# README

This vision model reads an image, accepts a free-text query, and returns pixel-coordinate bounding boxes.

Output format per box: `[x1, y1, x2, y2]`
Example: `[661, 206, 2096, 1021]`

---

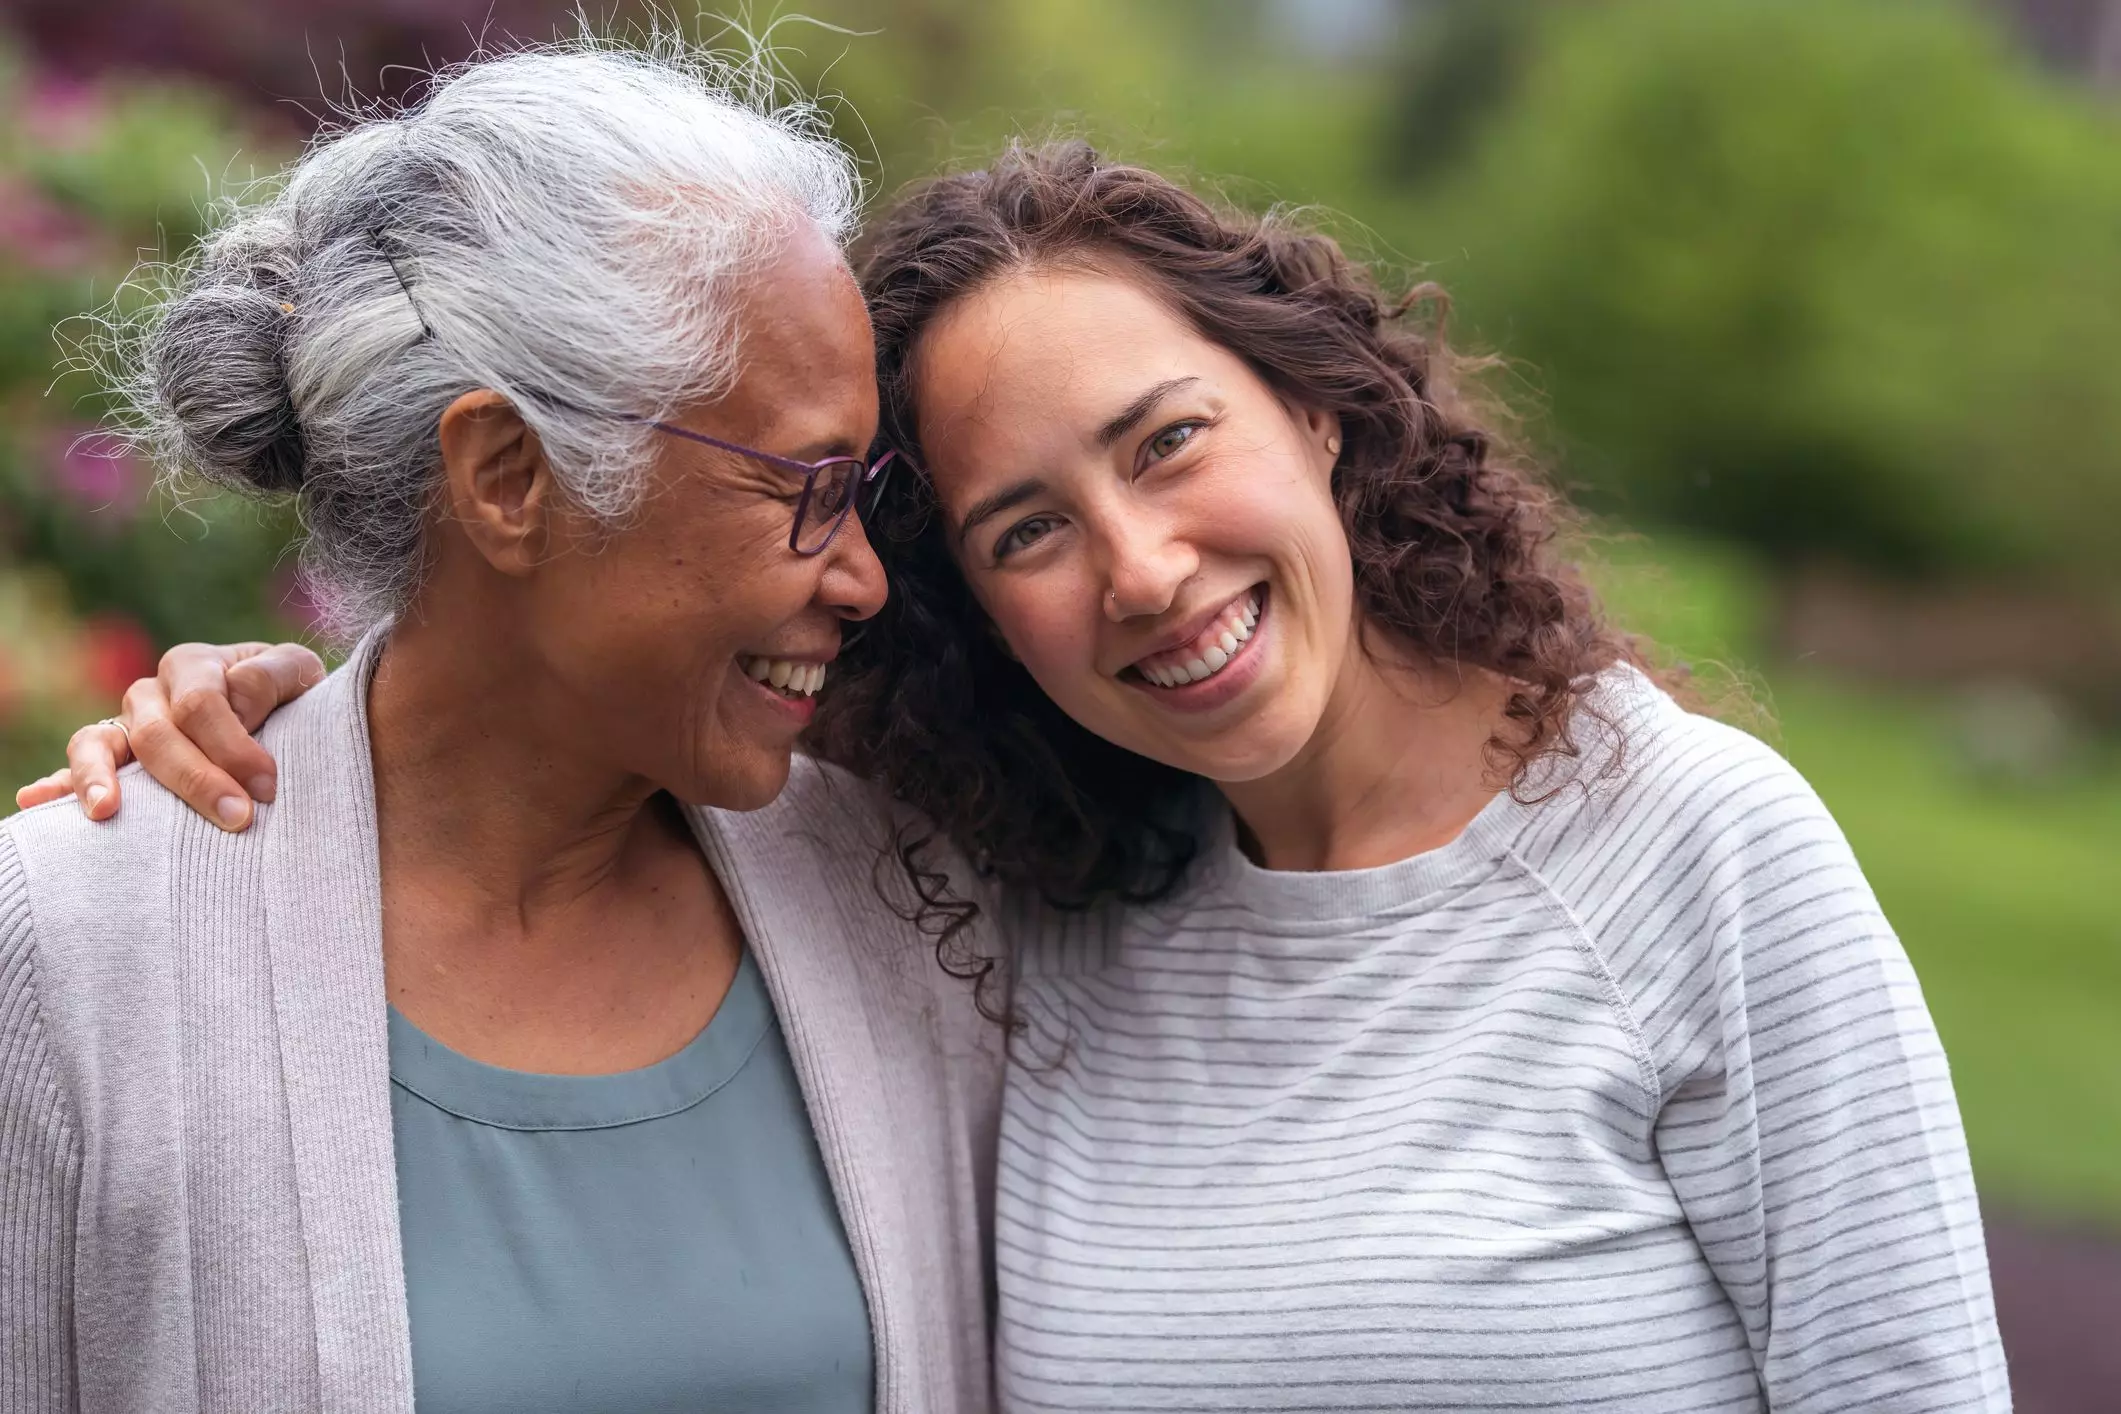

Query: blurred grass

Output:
[1589, 530, 2121, 1227]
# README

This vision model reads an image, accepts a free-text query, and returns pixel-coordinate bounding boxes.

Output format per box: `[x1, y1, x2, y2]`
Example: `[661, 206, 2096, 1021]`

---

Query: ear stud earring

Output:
[1326, 435, 1342, 455]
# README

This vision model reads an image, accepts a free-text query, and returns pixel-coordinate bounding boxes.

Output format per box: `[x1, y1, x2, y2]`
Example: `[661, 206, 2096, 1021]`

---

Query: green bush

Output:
[1391, 0, 2121, 582]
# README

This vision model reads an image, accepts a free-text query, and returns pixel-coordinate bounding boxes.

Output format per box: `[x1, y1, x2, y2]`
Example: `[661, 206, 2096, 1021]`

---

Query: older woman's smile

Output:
[738, 651, 833, 723]
[741, 653, 830, 698]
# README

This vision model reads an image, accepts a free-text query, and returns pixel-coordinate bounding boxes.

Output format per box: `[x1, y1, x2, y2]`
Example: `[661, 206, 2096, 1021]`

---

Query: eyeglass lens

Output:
[794, 455, 897, 553]
[796, 460, 862, 552]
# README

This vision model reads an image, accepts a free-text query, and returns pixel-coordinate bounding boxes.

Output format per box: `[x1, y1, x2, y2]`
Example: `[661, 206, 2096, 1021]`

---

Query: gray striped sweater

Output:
[996, 671, 2008, 1411]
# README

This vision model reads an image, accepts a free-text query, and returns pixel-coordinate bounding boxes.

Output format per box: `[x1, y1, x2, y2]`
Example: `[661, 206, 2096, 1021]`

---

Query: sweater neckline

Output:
[386, 950, 772, 1132]
[1194, 788, 1531, 922]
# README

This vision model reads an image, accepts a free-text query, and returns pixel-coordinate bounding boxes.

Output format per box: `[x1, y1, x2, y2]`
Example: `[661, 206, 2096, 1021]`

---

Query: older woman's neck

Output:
[361, 606, 742, 1074]
[366, 618, 672, 915]
[1219, 640, 1512, 874]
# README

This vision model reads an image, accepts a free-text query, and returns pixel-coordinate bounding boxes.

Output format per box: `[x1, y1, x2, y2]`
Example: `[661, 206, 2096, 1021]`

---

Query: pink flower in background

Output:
[0, 173, 97, 272]
[78, 614, 156, 699]
[21, 72, 108, 150]
[43, 430, 150, 521]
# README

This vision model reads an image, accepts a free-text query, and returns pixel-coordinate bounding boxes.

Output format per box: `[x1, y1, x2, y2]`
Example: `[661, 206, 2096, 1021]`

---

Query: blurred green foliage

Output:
[1398, 0, 2121, 583]
[777, 0, 1391, 208]
[19, 88, 251, 249]
[0, 46, 301, 786]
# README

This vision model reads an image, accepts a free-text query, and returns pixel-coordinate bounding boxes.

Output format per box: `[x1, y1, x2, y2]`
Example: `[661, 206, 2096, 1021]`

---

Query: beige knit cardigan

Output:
[0, 634, 1002, 1413]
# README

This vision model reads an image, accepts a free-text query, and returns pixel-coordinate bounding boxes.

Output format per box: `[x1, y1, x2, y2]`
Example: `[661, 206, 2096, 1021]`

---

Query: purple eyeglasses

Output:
[639, 421, 899, 556]
[520, 388, 899, 556]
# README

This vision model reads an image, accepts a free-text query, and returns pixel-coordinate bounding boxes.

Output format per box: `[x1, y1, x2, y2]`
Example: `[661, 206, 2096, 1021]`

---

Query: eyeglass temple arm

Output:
[514, 388, 895, 481]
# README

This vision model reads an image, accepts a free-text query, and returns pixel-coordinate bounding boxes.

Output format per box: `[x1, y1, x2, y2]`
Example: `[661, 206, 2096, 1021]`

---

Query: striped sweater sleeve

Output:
[0, 824, 81, 1413]
[1524, 705, 2010, 1411]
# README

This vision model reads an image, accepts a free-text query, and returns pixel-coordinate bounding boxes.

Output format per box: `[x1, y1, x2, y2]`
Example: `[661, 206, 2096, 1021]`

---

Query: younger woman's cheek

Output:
[994, 591, 1088, 685]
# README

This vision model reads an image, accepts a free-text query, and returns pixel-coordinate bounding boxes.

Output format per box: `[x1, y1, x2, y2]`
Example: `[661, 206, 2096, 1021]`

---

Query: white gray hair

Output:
[100, 38, 860, 639]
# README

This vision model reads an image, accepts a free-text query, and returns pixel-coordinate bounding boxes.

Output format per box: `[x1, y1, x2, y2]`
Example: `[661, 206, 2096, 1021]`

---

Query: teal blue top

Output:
[387, 952, 874, 1413]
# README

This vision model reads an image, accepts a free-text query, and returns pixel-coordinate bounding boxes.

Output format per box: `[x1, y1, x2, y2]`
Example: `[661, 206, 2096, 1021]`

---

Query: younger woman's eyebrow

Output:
[1095, 376, 1200, 449]
[956, 478, 1047, 550]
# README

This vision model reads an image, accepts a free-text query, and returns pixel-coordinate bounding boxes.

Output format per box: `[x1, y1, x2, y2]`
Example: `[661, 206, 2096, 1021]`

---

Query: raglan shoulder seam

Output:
[1501, 844, 1664, 1117]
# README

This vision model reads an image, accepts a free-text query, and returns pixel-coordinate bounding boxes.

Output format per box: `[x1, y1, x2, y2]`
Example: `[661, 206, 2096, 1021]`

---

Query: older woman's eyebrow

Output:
[789, 437, 864, 461]
[1095, 376, 1201, 449]
[955, 478, 1048, 550]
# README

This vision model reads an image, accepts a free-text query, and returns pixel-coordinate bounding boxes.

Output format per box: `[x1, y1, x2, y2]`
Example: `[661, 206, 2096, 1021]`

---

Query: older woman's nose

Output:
[822, 513, 891, 622]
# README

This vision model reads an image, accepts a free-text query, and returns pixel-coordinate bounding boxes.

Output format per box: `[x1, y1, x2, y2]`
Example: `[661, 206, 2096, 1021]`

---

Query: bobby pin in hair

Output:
[370, 228, 434, 340]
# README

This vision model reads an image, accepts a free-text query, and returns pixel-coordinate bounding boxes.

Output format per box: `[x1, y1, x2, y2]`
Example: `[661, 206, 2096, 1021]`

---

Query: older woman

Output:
[38, 144, 2008, 1410]
[1, 45, 996, 1414]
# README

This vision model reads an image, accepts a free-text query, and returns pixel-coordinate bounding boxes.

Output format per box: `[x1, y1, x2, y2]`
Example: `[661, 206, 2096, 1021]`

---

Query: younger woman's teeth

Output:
[742, 656, 827, 698]
[1137, 591, 1261, 688]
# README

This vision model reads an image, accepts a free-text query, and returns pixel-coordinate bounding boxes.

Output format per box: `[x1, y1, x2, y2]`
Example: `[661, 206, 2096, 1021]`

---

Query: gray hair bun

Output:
[150, 211, 308, 495]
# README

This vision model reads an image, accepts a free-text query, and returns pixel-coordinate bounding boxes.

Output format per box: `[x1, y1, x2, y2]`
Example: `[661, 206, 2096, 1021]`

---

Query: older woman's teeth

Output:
[742, 657, 826, 698]
[1139, 591, 1261, 687]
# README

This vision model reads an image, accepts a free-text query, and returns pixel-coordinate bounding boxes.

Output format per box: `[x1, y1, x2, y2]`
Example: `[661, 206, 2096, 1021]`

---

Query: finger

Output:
[14, 769, 76, 812]
[126, 686, 254, 832]
[160, 649, 282, 808]
[153, 640, 266, 698]
[223, 642, 325, 730]
[63, 721, 129, 821]
[219, 647, 321, 804]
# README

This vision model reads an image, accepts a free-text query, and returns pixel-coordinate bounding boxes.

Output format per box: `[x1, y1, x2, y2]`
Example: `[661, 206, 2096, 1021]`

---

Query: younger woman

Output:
[38, 142, 2008, 1412]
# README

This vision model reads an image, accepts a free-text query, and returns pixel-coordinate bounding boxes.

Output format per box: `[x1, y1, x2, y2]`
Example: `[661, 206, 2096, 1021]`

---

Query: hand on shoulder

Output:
[13, 641, 324, 831]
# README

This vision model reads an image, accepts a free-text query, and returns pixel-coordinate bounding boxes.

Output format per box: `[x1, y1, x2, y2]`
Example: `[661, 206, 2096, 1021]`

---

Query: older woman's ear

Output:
[438, 389, 556, 575]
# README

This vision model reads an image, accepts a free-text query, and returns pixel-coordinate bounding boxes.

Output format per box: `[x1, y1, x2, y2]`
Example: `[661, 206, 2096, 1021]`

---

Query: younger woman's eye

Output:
[993, 514, 1060, 561]
[1142, 420, 1205, 467]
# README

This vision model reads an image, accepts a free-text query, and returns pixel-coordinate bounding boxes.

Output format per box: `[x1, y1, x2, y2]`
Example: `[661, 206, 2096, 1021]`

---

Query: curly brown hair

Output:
[811, 139, 1646, 950]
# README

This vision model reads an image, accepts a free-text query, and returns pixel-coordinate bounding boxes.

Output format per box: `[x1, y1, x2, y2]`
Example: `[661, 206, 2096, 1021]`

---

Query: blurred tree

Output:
[1389, 0, 2121, 585]
[1376, 1, 1534, 185]
[769, 0, 1389, 211]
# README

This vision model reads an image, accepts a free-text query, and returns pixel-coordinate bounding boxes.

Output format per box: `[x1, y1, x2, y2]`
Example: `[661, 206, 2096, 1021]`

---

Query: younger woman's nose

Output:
[1101, 520, 1200, 623]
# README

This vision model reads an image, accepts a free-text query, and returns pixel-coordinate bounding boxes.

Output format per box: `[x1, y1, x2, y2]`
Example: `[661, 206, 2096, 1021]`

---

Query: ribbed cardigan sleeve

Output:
[0, 824, 80, 1413]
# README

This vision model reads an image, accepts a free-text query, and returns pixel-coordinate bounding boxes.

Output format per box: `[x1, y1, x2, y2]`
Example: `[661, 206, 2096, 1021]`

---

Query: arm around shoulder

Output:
[0, 823, 84, 1411]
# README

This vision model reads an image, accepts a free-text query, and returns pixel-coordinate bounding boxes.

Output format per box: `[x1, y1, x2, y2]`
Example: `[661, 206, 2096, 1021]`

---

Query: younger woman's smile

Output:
[1124, 585, 1269, 711]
